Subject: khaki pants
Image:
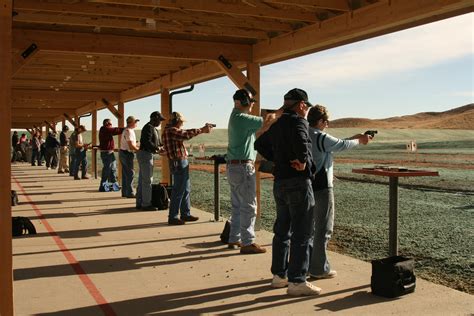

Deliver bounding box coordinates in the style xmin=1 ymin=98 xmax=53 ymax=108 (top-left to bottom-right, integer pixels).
xmin=58 ymin=146 xmax=69 ymax=172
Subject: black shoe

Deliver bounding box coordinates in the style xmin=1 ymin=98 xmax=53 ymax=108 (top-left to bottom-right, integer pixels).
xmin=74 ymin=176 xmax=81 ymax=180
xmin=125 ymin=194 xmax=136 ymax=198
xmin=181 ymin=215 xmax=199 ymax=222
xmin=141 ymin=206 xmax=158 ymax=211
xmin=168 ymin=218 xmax=185 ymax=225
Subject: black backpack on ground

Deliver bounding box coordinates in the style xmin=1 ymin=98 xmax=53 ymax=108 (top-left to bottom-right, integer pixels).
xmin=151 ymin=184 xmax=170 ymax=210
xmin=220 ymin=220 xmax=231 ymax=244
xmin=371 ymin=255 xmax=416 ymax=298
xmin=12 ymin=217 xmax=37 ymax=237
xmin=11 ymin=190 xmax=18 ymax=206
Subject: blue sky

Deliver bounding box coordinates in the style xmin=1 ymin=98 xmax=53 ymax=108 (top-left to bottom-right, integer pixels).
xmin=91 ymin=13 xmax=473 ymax=129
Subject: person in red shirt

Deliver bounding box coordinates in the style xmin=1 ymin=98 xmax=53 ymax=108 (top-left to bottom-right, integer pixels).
xmin=162 ymin=112 xmax=213 ymax=225
xmin=98 ymin=118 xmax=124 ymax=192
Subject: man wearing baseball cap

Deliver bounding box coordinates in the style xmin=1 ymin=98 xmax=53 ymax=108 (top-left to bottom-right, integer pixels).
xmin=119 ymin=116 xmax=140 ymax=198
xmin=136 ymin=111 xmax=166 ymax=211
xmin=255 ymin=88 xmax=321 ymax=296
xmin=98 ymin=118 xmax=125 ymax=192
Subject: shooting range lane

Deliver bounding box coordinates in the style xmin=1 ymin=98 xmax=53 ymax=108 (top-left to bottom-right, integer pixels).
xmin=10 ymin=164 xmax=473 ymax=315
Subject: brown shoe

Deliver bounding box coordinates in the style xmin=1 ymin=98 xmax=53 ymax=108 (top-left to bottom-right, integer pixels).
xmin=181 ymin=215 xmax=199 ymax=222
xmin=227 ymin=242 xmax=241 ymax=249
xmin=81 ymin=175 xmax=90 ymax=179
xmin=240 ymin=243 xmax=266 ymax=254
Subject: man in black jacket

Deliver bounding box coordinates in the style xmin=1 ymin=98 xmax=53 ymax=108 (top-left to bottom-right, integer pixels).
xmin=136 ymin=111 xmax=166 ymax=211
xmin=45 ymin=131 xmax=60 ymax=170
xmin=255 ymin=88 xmax=321 ymax=296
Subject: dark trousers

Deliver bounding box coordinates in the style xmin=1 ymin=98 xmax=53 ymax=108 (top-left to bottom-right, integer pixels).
xmin=271 ymin=177 xmax=315 ymax=283
xmin=74 ymin=149 xmax=87 ymax=177
xmin=45 ymin=147 xmax=59 ymax=168
xmin=31 ymin=148 xmax=41 ymax=166
xmin=119 ymin=150 xmax=135 ymax=197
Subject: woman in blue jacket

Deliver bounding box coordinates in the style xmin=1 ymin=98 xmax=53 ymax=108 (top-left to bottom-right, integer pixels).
xmin=307 ymin=105 xmax=372 ymax=279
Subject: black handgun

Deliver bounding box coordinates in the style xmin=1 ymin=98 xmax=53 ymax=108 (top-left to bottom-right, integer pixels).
xmin=207 ymin=123 xmax=217 ymax=127
xmin=364 ymin=130 xmax=378 ymax=137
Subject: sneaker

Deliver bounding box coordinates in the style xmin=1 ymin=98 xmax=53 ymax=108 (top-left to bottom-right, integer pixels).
xmin=58 ymin=171 xmax=65 ymax=174
xmin=227 ymin=242 xmax=241 ymax=249
xmin=46 ymin=167 xmax=51 ymax=170
xmin=271 ymin=275 xmax=288 ymax=288
xmin=112 ymin=182 xmax=121 ymax=192
xmin=168 ymin=218 xmax=185 ymax=225
xmin=309 ymin=270 xmax=337 ymax=279
xmin=180 ymin=215 xmax=199 ymax=222
xmin=287 ymin=281 xmax=322 ymax=296
xmin=240 ymin=243 xmax=266 ymax=254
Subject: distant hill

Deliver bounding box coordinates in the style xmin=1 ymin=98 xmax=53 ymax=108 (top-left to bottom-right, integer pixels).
xmin=330 ymin=104 xmax=474 ymax=129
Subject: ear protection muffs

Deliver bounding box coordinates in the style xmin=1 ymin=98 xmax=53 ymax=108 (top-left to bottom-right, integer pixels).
xmin=234 ymin=89 xmax=251 ymax=107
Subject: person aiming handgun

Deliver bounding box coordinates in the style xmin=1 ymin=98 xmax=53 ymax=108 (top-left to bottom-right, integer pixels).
xmin=162 ymin=112 xmax=214 ymax=225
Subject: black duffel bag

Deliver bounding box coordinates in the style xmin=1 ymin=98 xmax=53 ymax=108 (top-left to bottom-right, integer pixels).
xmin=371 ymin=255 xmax=416 ymax=298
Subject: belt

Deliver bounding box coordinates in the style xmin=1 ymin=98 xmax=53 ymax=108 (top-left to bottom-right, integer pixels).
xmin=228 ymin=159 xmax=253 ymax=164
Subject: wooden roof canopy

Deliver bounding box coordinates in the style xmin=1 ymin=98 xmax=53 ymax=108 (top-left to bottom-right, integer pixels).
xmin=10 ymin=0 xmax=473 ymax=129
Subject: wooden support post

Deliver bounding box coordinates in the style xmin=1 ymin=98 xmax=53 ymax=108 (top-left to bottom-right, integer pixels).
xmin=117 ymin=101 xmax=125 ymax=183
xmin=0 ymin=2 xmax=13 ymax=315
xmin=91 ymin=110 xmax=98 ymax=179
xmin=75 ymin=115 xmax=80 ymax=126
xmin=161 ymin=88 xmax=170 ymax=185
xmin=247 ymin=62 xmax=262 ymax=230
xmin=61 ymin=118 xmax=66 ymax=130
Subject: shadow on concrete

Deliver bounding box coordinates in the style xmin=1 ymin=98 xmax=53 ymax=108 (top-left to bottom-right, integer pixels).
xmin=14 ymin=247 xmax=241 ymax=281
xmin=36 ymin=281 xmax=371 ymax=315
xmin=314 ymin=290 xmax=390 ymax=312
xmin=13 ymin=233 xmax=219 ymax=257
xmin=18 ymin=196 xmax=126 ymax=206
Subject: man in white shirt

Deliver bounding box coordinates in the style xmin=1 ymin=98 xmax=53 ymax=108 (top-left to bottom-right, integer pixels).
xmin=119 ymin=116 xmax=140 ymax=198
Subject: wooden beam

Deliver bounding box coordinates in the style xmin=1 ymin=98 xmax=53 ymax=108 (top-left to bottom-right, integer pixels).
xmin=63 ymin=113 xmax=77 ymax=127
xmin=102 ymin=99 xmax=122 ymax=119
xmin=13 ymin=0 xmax=296 ymax=31
xmin=0 ymin=1 xmax=13 ymax=315
xmin=44 ymin=120 xmax=56 ymax=132
xmin=263 ymin=0 xmax=350 ymax=11
xmin=13 ymin=29 xmax=252 ymax=61
xmin=253 ymin=0 xmax=474 ymax=63
xmin=13 ymin=11 xmax=269 ymax=40
xmin=88 ymin=0 xmax=319 ymax=22
xmin=160 ymin=88 xmax=171 ymax=186
xmin=12 ymin=108 xmax=74 ymax=117
xmin=216 ymin=56 xmax=256 ymax=96
xmin=117 ymin=101 xmax=124 ymax=182
xmin=91 ymin=109 xmax=97 ymax=177
xmin=12 ymin=89 xmax=120 ymax=101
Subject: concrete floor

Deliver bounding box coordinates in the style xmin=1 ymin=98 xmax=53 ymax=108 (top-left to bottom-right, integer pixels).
xmin=11 ymin=164 xmax=473 ymax=315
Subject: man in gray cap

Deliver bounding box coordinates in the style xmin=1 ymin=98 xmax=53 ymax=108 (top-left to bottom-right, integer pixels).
xmin=255 ymin=88 xmax=321 ymax=296
xmin=119 ymin=116 xmax=140 ymax=198
xmin=136 ymin=111 xmax=166 ymax=211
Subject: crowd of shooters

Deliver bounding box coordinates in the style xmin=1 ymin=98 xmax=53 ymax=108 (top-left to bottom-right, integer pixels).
xmin=10 ymin=87 xmax=373 ymax=296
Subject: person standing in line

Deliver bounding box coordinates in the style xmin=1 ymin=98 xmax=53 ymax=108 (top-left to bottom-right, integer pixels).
xmin=98 ymin=118 xmax=125 ymax=192
xmin=31 ymin=131 xmax=42 ymax=166
xmin=255 ymin=88 xmax=321 ymax=296
xmin=45 ymin=131 xmax=60 ymax=170
xmin=119 ymin=116 xmax=140 ymax=198
xmin=73 ymin=125 xmax=90 ymax=180
xmin=58 ymin=125 xmax=70 ymax=174
xmin=136 ymin=111 xmax=166 ymax=211
xmin=69 ymin=127 xmax=78 ymax=177
xmin=11 ymin=131 xmax=19 ymax=162
xmin=226 ymin=89 xmax=270 ymax=254
xmin=162 ymin=112 xmax=213 ymax=225
xmin=307 ymin=105 xmax=372 ymax=279
xmin=39 ymin=134 xmax=46 ymax=165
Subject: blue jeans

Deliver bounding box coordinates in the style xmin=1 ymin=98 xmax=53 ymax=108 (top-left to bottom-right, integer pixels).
xmin=136 ymin=150 xmax=154 ymax=208
xmin=100 ymin=151 xmax=118 ymax=189
xmin=169 ymin=159 xmax=191 ymax=220
xmin=31 ymin=148 xmax=41 ymax=166
xmin=74 ymin=149 xmax=87 ymax=177
xmin=119 ymin=150 xmax=135 ymax=197
xmin=227 ymin=163 xmax=257 ymax=246
xmin=309 ymin=188 xmax=334 ymax=275
xmin=271 ymin=177 xmax=315 ymax=283
xmin=69 ymin=150 xmax=76 ymax=176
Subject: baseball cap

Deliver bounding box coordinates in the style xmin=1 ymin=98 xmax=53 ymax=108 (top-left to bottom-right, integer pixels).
xmin=150 ymin=111 xmax=166 ymax=121
xmin=283 ymin=88 xmax=313 ymax=107
xmin=233 ymin=89 xmax=256 ymax=104
xmin=126 ymin=116 xmax=140 ymax=124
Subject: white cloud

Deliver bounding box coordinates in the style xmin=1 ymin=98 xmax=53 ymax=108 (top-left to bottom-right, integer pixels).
xmin=262 ymin=13 xmax=473 ymax=88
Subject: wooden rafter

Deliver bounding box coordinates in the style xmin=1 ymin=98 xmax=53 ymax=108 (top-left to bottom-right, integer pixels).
xmin=12 ymin=30 xmax=253 ymax=61
xmin=263 ymin=0 xmax=350 ymax=11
